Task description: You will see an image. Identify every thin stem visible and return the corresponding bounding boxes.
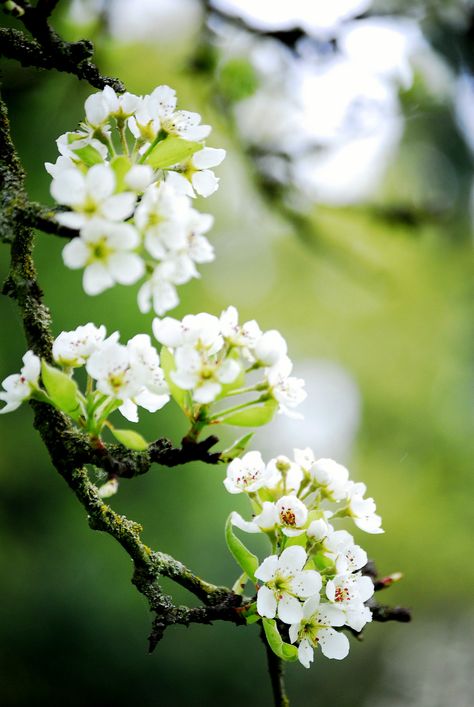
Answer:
[260,625,290,707]
[209,397,264,421]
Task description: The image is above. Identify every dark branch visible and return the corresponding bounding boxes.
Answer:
[260,624,290,707]
[0,5,123,91]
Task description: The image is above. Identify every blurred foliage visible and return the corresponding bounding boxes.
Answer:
[0,4,473,706]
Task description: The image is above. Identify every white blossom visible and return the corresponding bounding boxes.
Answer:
[52,323,108,367]
[220,306,262,350]
[171,345,241,404]
[51,164,136,229]
[166,147,226,197]
[266,355,306,417]
[224,450,268,493]
[310,458,350,501]
[254,329,288,366]
[0,351,41,414]
[62,219,144,295]
[275,495,308,536]
[346,481,384,534]
[86,341,141,400]
[118,334,169,421]
[289,595,349,668]
[326,573,374,631]
[255,546,322,624]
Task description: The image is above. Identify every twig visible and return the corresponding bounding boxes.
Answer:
[260,624,290,707]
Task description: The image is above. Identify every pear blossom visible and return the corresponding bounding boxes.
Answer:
[310,458,350,501]
[55,131,108,162]
[275,495,308,536]
[265,356,307,417]
[264,454,304,493]
[52,323,108,367]
[153,313,223,352]
[166,147,226,197]
[255,546,322,624]
[346,481,384,534]
[220,306,262,350]
[118,334,170,421]
[224,450,268,493]
[320,529,368,573]
[85,86,141,127]
[86,341,142,400]
[147,85,211,141]
[0,351,41,414]
[171,345,241,404]
[326,573,374,631]
[254,329,288,367]
[135,182,191,258]
[62,219,144,295]
[51,164,136,229]
[138,271,179,316]
[289,595,349,668]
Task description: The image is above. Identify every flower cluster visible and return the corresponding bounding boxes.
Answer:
[153,306,306,423]
[224,448,383,668]
[46,85,225,315]
[0,323,170,449]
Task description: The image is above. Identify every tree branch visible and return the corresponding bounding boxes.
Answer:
[0,3,123,91]
[260,624,290,707]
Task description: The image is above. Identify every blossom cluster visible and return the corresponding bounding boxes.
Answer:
[224,448,383,668]
[153,305,306,417]
[46,85,225,315]
[0,324,170,448]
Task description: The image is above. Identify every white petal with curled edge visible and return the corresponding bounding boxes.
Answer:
[108,252,144,285]
[354,514,384,534]
[86,164,116,200]
[166,170,195,198]
[85,93,109,126]
[152,317,184,348]
[229,511,260,533]
[21,351,40,381]
[192,170,219,197]
[137,281,152,313]
[290,570,322,599]
[257,586,277,619]
[255,554,278,583]
[193,380,221,404]
[51,169,86,206]
[326,580,336,603]
[119,399,139,423]
[135,389,170,413]
[193,148,226,169]
[318,628,350,660]
[346,604,372,632]
[152,281,178,316]
[83,262,114,295]
[357,575,375,602]
[62,238,89,269]
[278,593,303,624]
[298,638,314,669]
[277,545,307,574]
[288,622,300,644]
[102,193,136,221]
[217,358,241,384]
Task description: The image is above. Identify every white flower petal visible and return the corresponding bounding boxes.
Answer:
[277,545,307,574]
[108,253,144,285]
[62,238,89,269]
[255,555,278,583]
[101,192,136,221]
[278,593,303,624]
[192,170,219,197]
[83,262,114,295]
[318,628,350,660]
[257,586,277,619]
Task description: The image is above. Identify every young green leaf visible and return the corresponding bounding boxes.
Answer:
[220,399,278,427]
[225,515,259,581]
[262,618,298,662]
[73,144,104,167]
[109,428,149,451]
[220,432,254,462]
[41,361,82,419]
[159,347,189,413]
[111,155,132,191]
[145,136,203,169]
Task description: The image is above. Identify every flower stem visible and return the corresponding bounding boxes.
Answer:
[209,397,264,421]
[260,624,290,707]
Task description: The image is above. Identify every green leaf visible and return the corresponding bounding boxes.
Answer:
[41,361,82,419]
[109,428,149,451]
[159,347,189,413]
[225,515,259,581]
[220,433,254,462]
[111,155,132,191]
[145,136,203,169]
[73,144,104,167]
[219,58,259,102]
[262,619,298,662]
[221,399,278,427]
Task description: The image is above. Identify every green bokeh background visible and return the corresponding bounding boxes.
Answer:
[0,15,473,707]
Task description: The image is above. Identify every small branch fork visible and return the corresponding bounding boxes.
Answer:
[0,4,410,706]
